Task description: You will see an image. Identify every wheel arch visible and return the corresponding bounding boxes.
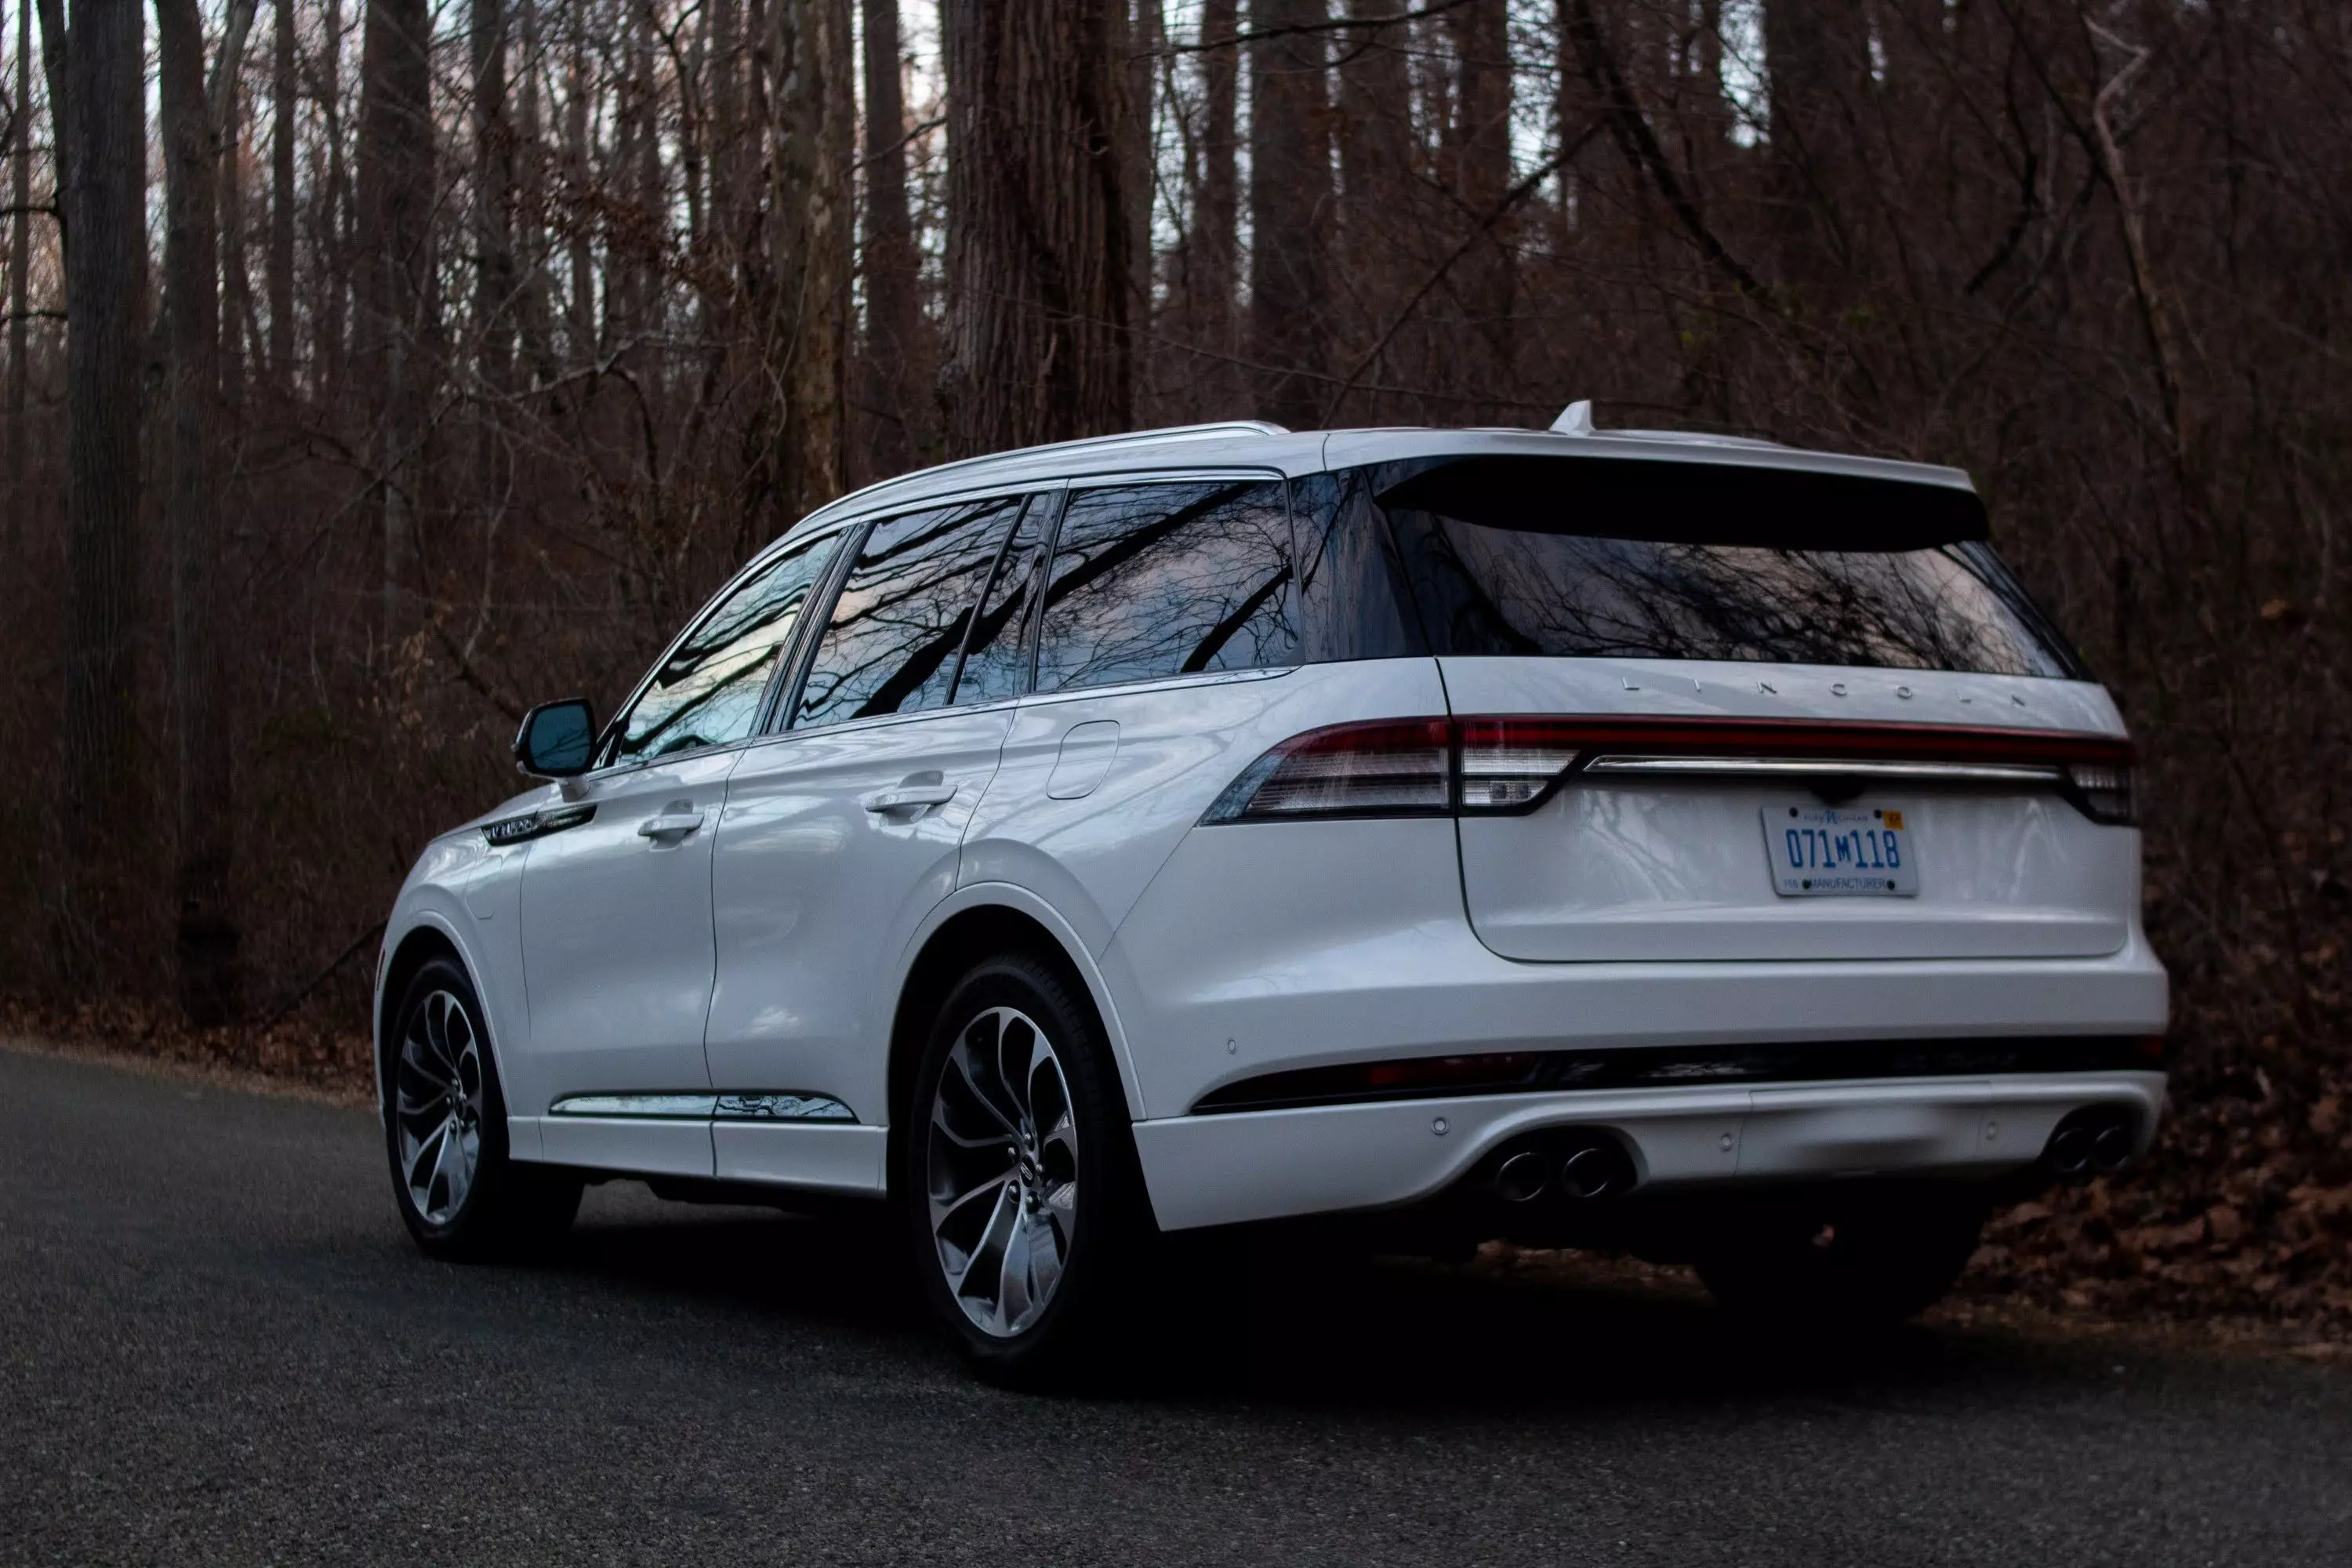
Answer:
[885,886,1145,1193]
[375,916,481,1111]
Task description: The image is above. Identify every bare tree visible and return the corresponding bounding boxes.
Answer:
[354,0,435,633]
[267,0,295,389]
[158,0,240,1023]
[764,0,855,517]
[938,0,1132,456]
[1246,0,1333,430]
[858,0,935,477]
[54,0,147,969]
[6,0,31,568]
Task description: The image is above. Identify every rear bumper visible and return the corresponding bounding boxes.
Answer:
[1131,1070,2166,1231]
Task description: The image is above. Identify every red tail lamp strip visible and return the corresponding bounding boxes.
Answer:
[1203,715,2136,824]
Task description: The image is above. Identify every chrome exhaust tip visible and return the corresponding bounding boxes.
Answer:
[1494,1150,1548,1203]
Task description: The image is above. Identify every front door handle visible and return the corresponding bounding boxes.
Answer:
[637,809,706,840]
[862,782,956,813]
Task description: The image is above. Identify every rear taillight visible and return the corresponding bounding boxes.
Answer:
[2065,760,2137,826]
[1203,717,1580,823]
[1457,719,1583,811]
[1202,719,1452,822]
[1204,715,2140,826]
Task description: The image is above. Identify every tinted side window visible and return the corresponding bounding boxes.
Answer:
[612,532,840,763]
[949,493,1054,707]
[1032,481,1298,696]
[793,495,1023,728]
[1287,468,1426,663]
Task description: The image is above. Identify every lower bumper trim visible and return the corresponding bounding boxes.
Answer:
[1189,1034,2166,1114]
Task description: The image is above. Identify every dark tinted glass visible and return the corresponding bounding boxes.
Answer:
[613,533,840,762]
[1032,481,1299,695]
[793,496,1022,728]
[1287,469,1426,663]
[949,493,1052,706]
[1373,458,2080,677]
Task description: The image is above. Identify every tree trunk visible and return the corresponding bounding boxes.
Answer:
[7,0,31,569]
[1333,0,1417,419]
[267,0,296,390]
[764,0,854,517]
[938,0,1131,456]
[1178,0,1239,417]
[355,0,436,636]
[317,0,350,401]
[1246,0,1332,430]
[1446,0,1515,411]
[213,5,256,413]
[472,0,515,508]
[57,0,147,969]
[858,0,936,477]
[158,0,241,1025]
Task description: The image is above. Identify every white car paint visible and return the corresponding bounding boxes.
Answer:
[375,419,2171,1233]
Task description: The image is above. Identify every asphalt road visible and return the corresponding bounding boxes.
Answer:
[4,1046,2349,1566]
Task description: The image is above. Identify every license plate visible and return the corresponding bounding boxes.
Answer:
[1762,804,1918,896]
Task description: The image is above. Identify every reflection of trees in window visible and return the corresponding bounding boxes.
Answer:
[795,496,1023,727]
[1033,482,1299,695]
[1390,509,2067,677]
[953,498,1052,707]
[615,535,840,761]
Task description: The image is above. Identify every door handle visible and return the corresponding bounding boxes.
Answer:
[637,810,706,839]
[862,782,957,813]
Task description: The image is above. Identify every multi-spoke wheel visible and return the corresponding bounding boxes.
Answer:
[396,989,485,1225]
[927,1005,1080,1337]
[384,956,581,1260]
[905,953,1149,1384]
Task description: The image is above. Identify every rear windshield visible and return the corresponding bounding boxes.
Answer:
[1365,456,2083,678]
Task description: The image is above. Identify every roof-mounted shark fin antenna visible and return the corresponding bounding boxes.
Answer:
[1548,399,1595,435]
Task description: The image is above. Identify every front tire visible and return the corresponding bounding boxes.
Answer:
[384,956,581,1261]
[1693,1187,1987,1331]
[902,952,1150,1385]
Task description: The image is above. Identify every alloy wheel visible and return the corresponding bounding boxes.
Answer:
[394,989,487,1226]
[925,1005,1080,1337]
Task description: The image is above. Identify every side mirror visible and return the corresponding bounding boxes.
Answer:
[514,698,597,779]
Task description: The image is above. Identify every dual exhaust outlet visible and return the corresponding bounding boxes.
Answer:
[1487,1131,1639,1204]
[2043,1104,2140,1181]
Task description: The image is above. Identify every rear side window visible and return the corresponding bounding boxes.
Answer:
[793,495,1025,728]
[611,531,840,763]
[1032,480,1298,696]
[1372,456,2084,678]
[950,493,1054,707]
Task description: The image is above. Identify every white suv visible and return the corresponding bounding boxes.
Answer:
[376,417,2168,1378]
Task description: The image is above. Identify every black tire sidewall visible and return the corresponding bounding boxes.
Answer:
[901,953,1145,1381]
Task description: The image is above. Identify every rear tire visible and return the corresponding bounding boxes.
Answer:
[384,956,582,1261]
[902,951,1152,1387]
[1693,1188,1987,1332]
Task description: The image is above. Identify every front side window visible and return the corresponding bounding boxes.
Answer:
[1031,480,1298,696]
[610,532,841,764]
[793,495,1025,728]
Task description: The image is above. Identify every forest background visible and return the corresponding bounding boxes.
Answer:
[2,0,2348,1338]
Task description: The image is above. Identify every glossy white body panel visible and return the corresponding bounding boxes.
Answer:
[1134,1072,2168,1231]
[1106,810,2169,1120]
[711,1123,888,1194]
[1441,660,2137,963]
[705,704,1014,1127]
[961,659,1450,956]
[513,748,739,1111]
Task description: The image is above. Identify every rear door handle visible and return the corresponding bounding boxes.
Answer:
[637,810,706,839]
[862,782,956,813]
